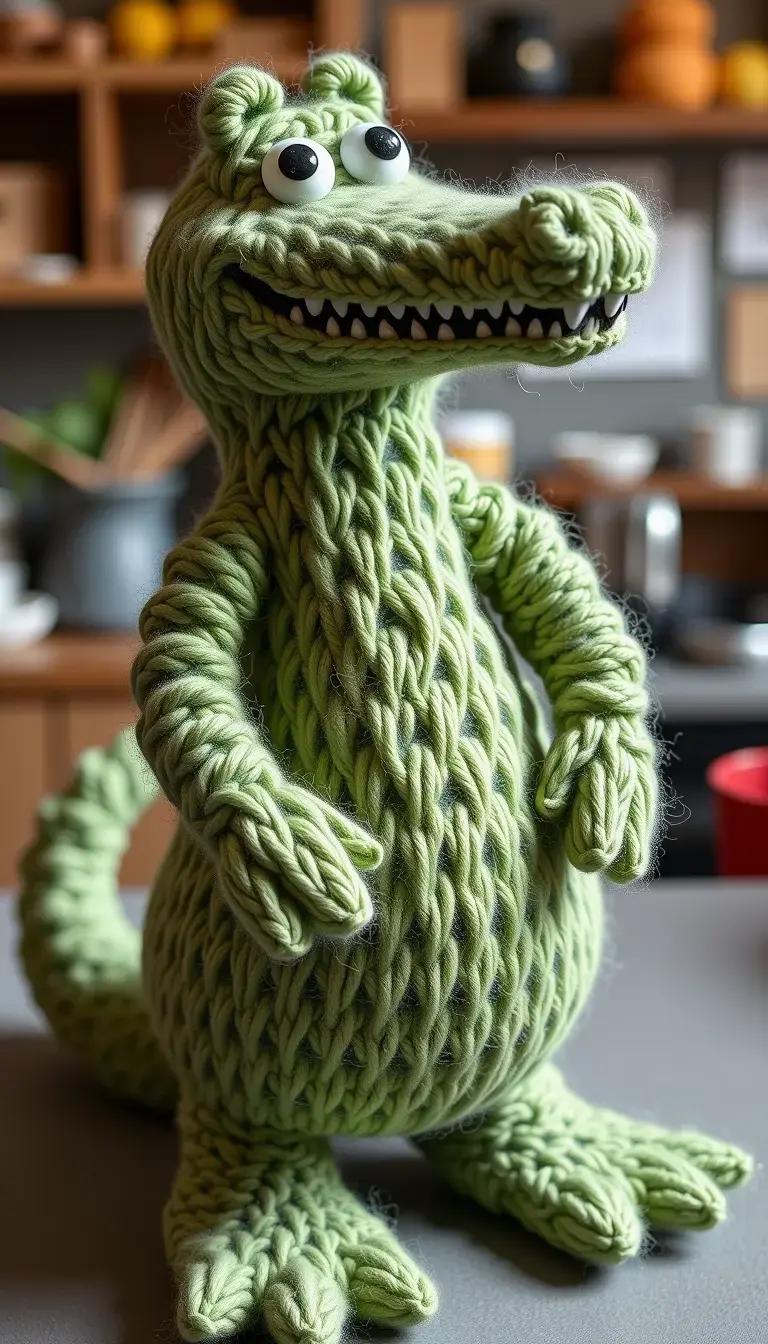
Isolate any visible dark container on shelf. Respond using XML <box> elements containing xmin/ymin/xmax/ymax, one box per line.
<box><xmin>468</xmin><ymin>12</ymin><xmax>568</xmax><ymax>98</ymax></box>
<box><xmin>39</xmin><ymin>474</ymin><xmax>182</xmax><ymax>630</ymax></box>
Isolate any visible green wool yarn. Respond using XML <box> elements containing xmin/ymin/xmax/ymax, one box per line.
<box><xmin>18</xmin><ymin>53</ymin><xmax>752</xmax><ymax>1344</ymax></box>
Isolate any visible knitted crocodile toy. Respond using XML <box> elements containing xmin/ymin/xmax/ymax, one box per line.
<box><xmin>19</xmin><ymin>54</ymin><xmax>751</xmax><ymax>1344</ymax></box>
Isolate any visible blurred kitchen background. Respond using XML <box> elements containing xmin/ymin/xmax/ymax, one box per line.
<box><xmin>0</xmin><ymin>0</ymin><xmax>766</xmax><ymax>886</ymax></box>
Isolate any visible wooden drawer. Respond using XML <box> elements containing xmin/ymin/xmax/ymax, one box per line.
<box><xmin>52</xmin><ymin>697</ymin><xmax>177</xmax><ymax>888</ymax></box>
<box><xmin>0</xmin><ymin>701</ymin><xmax>47</xmax><ymax>886</ymax></box>
<box><xmin>0</xmin><ymin>635</ymin><xmax>177</xmax><ymax>889</ymax></box>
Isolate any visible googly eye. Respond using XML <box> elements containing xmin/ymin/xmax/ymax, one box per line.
<box><xmin>261</xmin><ymin>137</ymin><xmax>336</xmax><ymax>204</ymax></box>
<box><xmin>339</xmin><ymin>123</ymin><xmax>410</xmax><ymax>186</ymax></box>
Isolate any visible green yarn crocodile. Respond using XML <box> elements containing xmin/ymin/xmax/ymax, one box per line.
<box><xmin>19</xmin><ymin>53</ymin><xmax>752</xmax><ymax>1344</ymax></box>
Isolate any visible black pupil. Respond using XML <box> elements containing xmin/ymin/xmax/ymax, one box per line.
<box><xmin>364</xmin><ymin>126</ymin><xmax>402</xmax><ymax>161</ymax></box>
<box><xmin>278</xmin><ymin>143</ymin><xmax>319</xmax><ymax>181</ymax></box>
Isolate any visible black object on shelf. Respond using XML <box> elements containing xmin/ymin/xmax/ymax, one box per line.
<box><xmin>468</xmin><ymin>12</ymin><xmax>569</xmax><ymax>98</ymax></box>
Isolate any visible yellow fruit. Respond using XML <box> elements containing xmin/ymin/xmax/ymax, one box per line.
<box><xmin>110</xmin><ymin>0</ymin><xmax>175</xmax><ymax>60</ymax></box>
<box><xmin>720</xmin><ymin>42</ymin><xmax>768</xmax><ymax>108</ymax></box>
<box><xmin>176</xmin><ymin>0</ymin><xmax>235</xmax><ymax>50</ymax></box>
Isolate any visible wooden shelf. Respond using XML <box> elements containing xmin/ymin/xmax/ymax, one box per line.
<box><xmin>104</xmin><ymin>57</ymin><xmax>297</xmax><ymax>92</ymax></box>
<box><xmin>0</xmin><ymin>269</ymin><xmax>145</xmax><ymax>307</ymax></box>
<box><xmin>404</xmin><ymin>99</ymin><xmax>768</xmax><ymax>144</ymax></box>
<box><xmin>1</xmin><ymin>65</ymin><xmax>768</xmax><ymax>142</ymax></box>
<box><xmin>537</xmin><ymin>470</ymin><xmax>768</xmax><ymax>511</ymax></box>
<box><xmin>0</xmin><ymin>58</ymin><xmax>85</xmax><ymax>91</ymax></box>
<box><xmin>1</xmin><ymin>60</ymin><xmax>767</xmax><ymax>307</ymax></box>
<box><xmin>0</xmin><ymin>632</ymin><xmax>139</xmax><ymax>694</ymax></box>
<box><xmin>0</xmin><ymin>55</ymin><xmax>302</xmax><ymax>95</ymax></box>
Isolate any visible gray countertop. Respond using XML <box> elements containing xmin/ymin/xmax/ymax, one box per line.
<box><xmin>0</xmin><ymin>882</ymin><xmax>766</xmax><ymax>1344</ymax></box>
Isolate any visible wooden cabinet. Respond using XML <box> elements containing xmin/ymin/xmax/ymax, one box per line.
<box><xmin>0</xmin><ymin>633</ymin><xmax>175</xmax><ymax>888</ymax></box>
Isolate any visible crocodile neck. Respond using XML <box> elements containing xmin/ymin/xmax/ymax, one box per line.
<box><xmin>231</xmin><ymin>377</ymin><xmax>484</xmax><ymax>820</ymax></box>
<box><xmin>214</xmin><ymin>378</ymin><xmax>443</xmax><ymax>483</ymax></box>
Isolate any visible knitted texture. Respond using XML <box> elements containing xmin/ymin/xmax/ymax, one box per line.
<box><xmin>18</xmin><ymin>53</ymin><xmax>752</xmax><ymax>1344</ymax></box>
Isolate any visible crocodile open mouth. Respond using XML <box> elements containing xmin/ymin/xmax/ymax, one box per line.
<box><xmin>223</xmin><ymin>263</ymin><xmax>628</xmax><ymax>342</ymax></box>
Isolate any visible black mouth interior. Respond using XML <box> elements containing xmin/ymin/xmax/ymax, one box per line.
<box><xmin>222</xmin><ymin>262</ymin><xmax>628</xmax><ymax>341</ymax></box>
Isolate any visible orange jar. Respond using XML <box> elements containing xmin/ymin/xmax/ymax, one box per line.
<box><xmin>615</xmin><ymin>41</ymin><xmax>717</xmax><ymax>108</ymax></box>
<box><xmin>614</xmin><ymin>0</ymin><xmax>717</xmax><ymax>108</ymax></box>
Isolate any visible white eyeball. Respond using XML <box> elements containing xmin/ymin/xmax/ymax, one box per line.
<box><xmin>339</xmin><ymin>123</ymin><xmax>410</xmax><ymax>186</ymax></box>
<box><xmin>261</xmin><ymin>137</ymin><xmax>336</xmax><ymax>204</ymax></box>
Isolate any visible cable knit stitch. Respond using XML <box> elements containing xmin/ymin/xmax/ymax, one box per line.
<box><xmin>19</xmin><ymin>53</ymin><xmax>752</xmax><ymax>1344</ymax></box>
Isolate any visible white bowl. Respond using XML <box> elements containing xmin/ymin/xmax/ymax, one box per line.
<box><xmin>0</xmin><ymin>591</ymin><xmax>58</xmax><ymax>646</ymax></box>
<box><xmin>553</xmin><ymin>432</ymin><xmax>659</xmax><ymax>484</ymax></box>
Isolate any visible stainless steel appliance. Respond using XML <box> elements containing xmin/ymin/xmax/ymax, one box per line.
<box><xmin>580</xmin><ymin>493</ymin><xmax>682</xmax><ymax>646</ymax></box>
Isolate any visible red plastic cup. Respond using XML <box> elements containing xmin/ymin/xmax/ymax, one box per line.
<box><xmin>707</xmin><ymin>747</ymin><xmax>768</xmax><ymax>877</ymax></box>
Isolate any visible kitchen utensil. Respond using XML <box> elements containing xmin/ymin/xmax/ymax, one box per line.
<box><xmin>690</xmin><ymin>405</ymin><xmax>762</xmax><ymax>485</ymax></box>
<box><xmin>0</xmin><ymin>405</ymin><xmax>108</xmax><ymax>489</ymax></box>
<box><xmin>0</xmin><ymin>489</ymin><xmax>20</xmax><ymax>561</ymax></box>
<box><xmin>440</xmin><ymin>410</ymin><xmax>515</xmax><ymax>483</ymax></box>
<box><xmin>707</xmin><ymin>746</ymin><xmax>768</xmax><ymax>876</ymax></box>
<box><xmin>101</xmin><ymin>352</ymin><xmax>177</xmax><ymax>478</ymax></box>
<box><xmin>128</xmin><ymin>400</ymin><xmax>208</xmax><ymax>480</ymax></box>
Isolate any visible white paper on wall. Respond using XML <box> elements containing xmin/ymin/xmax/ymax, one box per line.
<box><xmin>525</xmin><ymin>212</ymin><xmax>711</xmax><ymax>382</ymax></box>
<box><xmin>720</xmin><ymin>154</ymin><xmax>768</xmax><ymax>274</ymax></box>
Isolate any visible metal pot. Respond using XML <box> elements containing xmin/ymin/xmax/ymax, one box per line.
<box><xmin>39</xmin><ymin>474</ymin><xmax>182</xmax><ymax>630</ymax></box>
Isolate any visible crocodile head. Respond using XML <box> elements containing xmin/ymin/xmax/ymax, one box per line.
<box><xmin>147</xmin><ymin>53</ymin><xmax>655</xmax><ymax>408</ymax></box>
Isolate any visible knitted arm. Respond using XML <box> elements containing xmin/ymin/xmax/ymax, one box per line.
<box><xmin>131</xmin><ymin>485</ymin><xmax>381</xmax><ymax>959</ymax></box>
<box><xmin>447</xmin><ymin>461</ymin><xmax>657</xmax><ymax>882</ymax></box>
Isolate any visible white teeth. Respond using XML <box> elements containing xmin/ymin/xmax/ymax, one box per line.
<box><xmin>562</xmin><ymin>301</ymin><xmax>590</xmax><ymax>331</ymax></box>
<box><xmin>436</xmin><ymin>302</ymin><xmax>454</xmax><ymax>320</ymax></box>
<box><xmin>411</xmin><ymin>319</ymin><xmax>427</xmax><ymax>340</ymax></box>
<box><xmin>509</xmin><ymin>299</ymin><xmax>525</xmax><ymax>315</ymax></box>
<box><xmin>290</xmin><ymin>305</ymin><xmax>304</xmax><ymax>324</ymax></box>
<box><xmin>350</xmin><ymin>318</ymin><xmax>367</xmax><ymax>339</ymax></box>
<box><xmin>417</xmin><ymin>303</ymin><xmax>431</xmax><ymax>319</ymax></box>
<box><xmin>389</xmin><ymin>302</ymin><xmax>405</xmax><ymax>319</ymax></box>
<box><xmin>582</xmin><ymin>317</ymin><xmax>598</xmax><ymax>337</ymax></box>
<box><xmin>437</xmin><ymin>323</ymin><xmax>455</xmax><ymax>341</ymax></box>
<box><xmin>461</xmin><ymin>304</ymin><xmax>475</xmax><ymax>319</ymax></box>
<box><xmin>379</xmin><ymin>319</ymin><xmax>397</xmax><ymax>339</ymax></box>
<box><xmin>332</xmin><ymin>298</ymin><xmax>348</xmax><ymax>317</ymax></box>
<box><xmin>476</xmin><ymin>320</ymin><xmax>492</xmax><ymax>338</ymax></box>
<box><xmin>362</xmin><ymin>301</ymin><xmax>378</xmax><ymax>317</ymax></box>
<box><xmin>549</xmin><ymin>320</ymin><xmax>562</xmax><ymax>337</ymax></box>
<box><xmin>487</xmin><ymin>301</ymin><xmax>504</xmax><ymax>319</ymax></box>
<box><xmin>527</xmin><ymin>317</ymin><xmax>543</xmax><ymax>338</ymax></box>
<box><xmin>603</xmin><ymin>291</ymin><xmax>624</xmax><ymax>318</ymax></box>
<box><xmin>306</xmin><ymin>297</ymin><xmax>323</xmax><ymax>317</ymax></box>
<box><xmin>505</xmin><ymin>317</ymin><xmax>521</xmax><ymax>336</ymax></box>
<box><xmin>326</xmin><ymin>316</ymin><xmax>341</xmax><ymax>337</ymax></box>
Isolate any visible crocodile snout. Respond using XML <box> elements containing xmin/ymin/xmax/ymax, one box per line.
<box><xmin>426</xmin><ymin>181</ymin><xmax>655</xmax><ymax>311</ymax></box>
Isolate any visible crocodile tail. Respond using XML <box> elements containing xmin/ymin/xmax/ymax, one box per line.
<box><xmin>17</xmin><ymin>727</ymin><xmax>178</xmax><ymax>1113</ymax></box>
